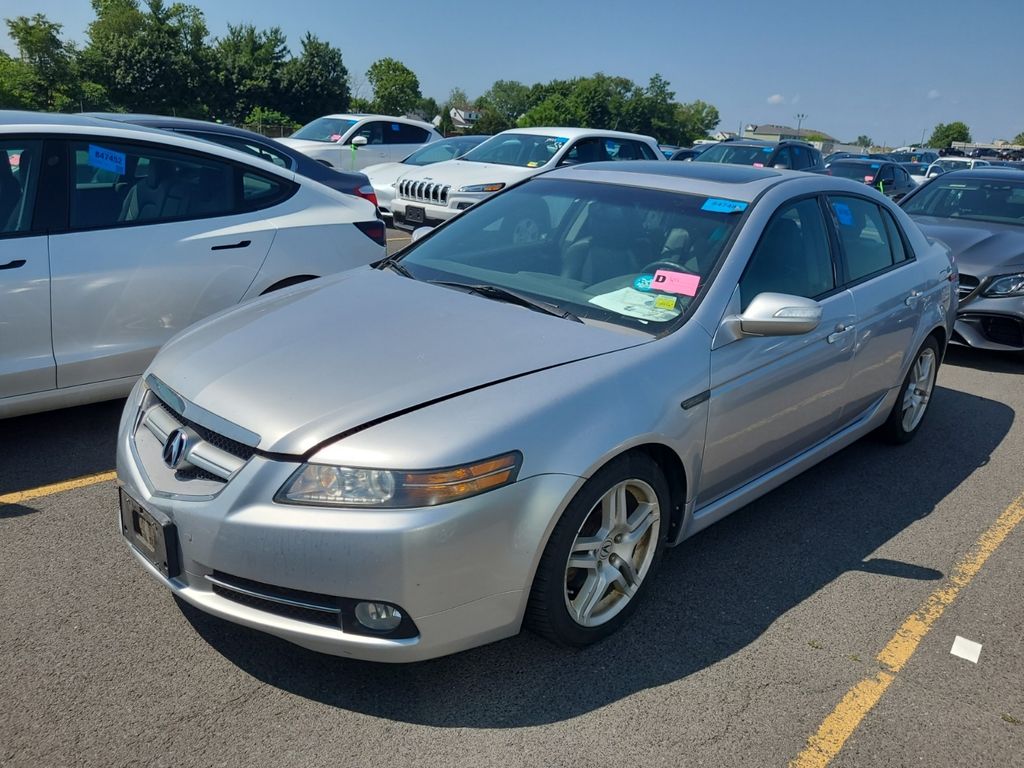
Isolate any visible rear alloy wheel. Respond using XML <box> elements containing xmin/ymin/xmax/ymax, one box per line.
<box><xmin>526</xmin><ymin>454</ymin><xmax>669</xmax><ymax>646</ymax></box>
<box><xmin>881</xmin><ymin>336</ymin><xmax>940</xmax><ymax>443</ymax></box>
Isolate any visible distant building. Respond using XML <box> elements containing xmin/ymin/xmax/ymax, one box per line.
<box><xmin>712</xmin><ymin>130</ymin><xmax>737</xmax><ymax>141</ymax></box>
<box><xmin>450</xmin><ymin>108</ymin><xmax>481</xmax><ymax>130</ymax></box>
<box><xmin>742</xmin><ymin>123</ymin><xmax>837</xmax><ymax>142</ymax></box>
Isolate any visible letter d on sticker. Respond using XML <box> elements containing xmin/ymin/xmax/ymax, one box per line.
<box><xmin>654</xmin><ymin>274</ymin><xmax>666</xmax><ymax>283</ymax></box>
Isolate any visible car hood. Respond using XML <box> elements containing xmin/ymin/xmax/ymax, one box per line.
<box><xmin>277</xmin><ymin>137</ymin><xmax>335</xmax><ymax>151</ymax></box>
<box><xmin>912</xmin><ymin>216</ymin><xmax>1024</xmax><ymax>275</ymax></box>
<box><xmin>362</xmin><ymin>161</ymin><xmax>406</xmax><ymax>185</ymax></box>
<box><xmin>149</xmin><ymin>267</ymin><xmax>648</xmax><ymax>455</ymax></box>
<box><xmin>396</xmin><ymin>159</ymin><xmax>539</xmax><ymax>187</ymax></box>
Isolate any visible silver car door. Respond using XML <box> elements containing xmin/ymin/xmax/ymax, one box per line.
<box><xmin>699</xmin><ymin>196</ymin><xmax>857</xmax><ymax>506</ymax></box>
<box><xmin>0</xmin><ymin>139</ymin><xmax>53</xmax><ymax>399</ymax></box>
<box><xmin>48</xmin><ymin>138</ymin><xmax>279</xmax><ymax>389</ymax></box>
<box><xmin>827</xmin><ymin>195</ymin><xmax>926</xmax><ymax>421</ymax></box>
<box><xmin>383</xmin><ymin>121</ymin><xmax>433</xmax><ymax>163</ymax></box>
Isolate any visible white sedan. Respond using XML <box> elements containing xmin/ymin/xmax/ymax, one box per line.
<box><xmin>0</xmin><ymin>111</ymin><xmax>385</xmax><ymax>418</ymax></box>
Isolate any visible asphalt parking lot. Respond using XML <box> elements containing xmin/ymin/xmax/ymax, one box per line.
<box><xmin>2</xmin><ymin>289</ymin><xmax>1023</xmax><ymax>765</ymax></box>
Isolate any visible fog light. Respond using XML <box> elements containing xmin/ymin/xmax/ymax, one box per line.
<box><xmin>354</xmin><ymin>601</ymin><xmax>403</xmax><ymax>632</ymax></box>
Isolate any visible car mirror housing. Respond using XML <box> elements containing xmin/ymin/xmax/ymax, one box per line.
<box><xmin>351</xmin><ymin>135</ymin><xmax>369</xmax><ymax>147</ymax></box>
<box><xmin>718</xmin><ymin>292</ymin><xmax>823</xmax><ymax>343</ymax></box>
<box><xmin>411</xmin><ymin>226</ymin><xmax>434</xmax><ymax>243</ymax></box>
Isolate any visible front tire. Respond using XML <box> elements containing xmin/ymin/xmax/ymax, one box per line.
<box><xmin>880</xmin><ymin>336</ymin><xmax>940</xmax><ymax>444</ymax></box>
<box><xmin>526</xmin><ymin>453</ymin><xmax>669</xmax><ymax>647</ymax></box>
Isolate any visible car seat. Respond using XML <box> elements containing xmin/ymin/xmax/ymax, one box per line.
<box><xmin>562</xmin><ymin>203</ymin><xmax>641</xmax><ymax>284</ymax></box>
<box><xmin>118</xmin><ymin>158</ymin><xmax>189</xmax><ymax>222</ymax></box>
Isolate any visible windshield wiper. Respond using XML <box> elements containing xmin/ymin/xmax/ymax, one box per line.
<box><xmin>430</xmin><ymin>280</ymin><xmax>583</xmax><ymax>323</ymax></box>
<box><xmin>374</xmin><ymin>254</ymin><xmax>415</xmax><ymax>278</ymax></box>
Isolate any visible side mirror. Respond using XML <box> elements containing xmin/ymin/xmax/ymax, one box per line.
<box><xmin>926</xmin><ymin>167</ymin><xmax>944</xmax><ymax>178</ymax></box>
<box><xmin>411</xmin><ymin>226</ymin><xmax>433</xmax><ymax>243</ymax></box>
<box><xmin>351</xmin><ymin>135</ymin><xmax>369</xmax><ymax>147</ymax></box>
<box><xmin>719</xmin><ymin>292</ymin><xmax>822</xmax><ymax>342</ymax></box>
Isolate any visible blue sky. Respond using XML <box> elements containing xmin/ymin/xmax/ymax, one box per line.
<box><xmin>3</xmin><ymin>0</ymin><xmax>1022</xmax><ymax>144</ymax></box>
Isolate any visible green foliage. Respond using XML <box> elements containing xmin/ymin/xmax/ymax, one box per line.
<box><xmin>280</xmin><ymin>33</ymin><xmax>349</xmax><ymax>124</ymax></box>
<box><xmin>476</xmin><ymin>80</ymin><xmax>534</xmax><ymax>128</ymax></box>
<box><xmin>1012</xmin><ymin>132</ymin><xmax>1024</xmax><ymax>145</ymax></box>
<box><xmin>670</xmin><ymin>100</ymin><xmax>720</xmax><ymax>146</ymax></box>
<box><xmin>803</xmin><ymin>132</ymin><xmax>829</xmax><ymax>143</ymax></box>
<box><xmin>209</xmin><ymin>23</ymin><xmax>288</xmax><ymax>123</ymax></box>
<box><xmin>366</xmin><ymin>57</ymin><xmax>421</xmax><ymax>116</ymax></box>
<box><xmin>929</xmin><ymin>121</ymin><xmax>972</xmax><ymax>148</ymax></box>
<box><xmin>243</xmin><ymin>106</ymin><xmax>296</xmax><ymax>129</ymax></box>
<box><xmin>855</xmin><ymin>135</ymin><xmax>873</xmax><ymax>147</ymax></box>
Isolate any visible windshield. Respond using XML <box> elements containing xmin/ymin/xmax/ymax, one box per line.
<box><xmin>902</xmin><ymin>177</ymin><xmax>1024</xmax><ymax>226</ymax></box>
<box><xmin>404</xmin><ymin>137</ymin><xmax>485</xmax><ymax>166</ymax></box>
<box><xmin>933</xmin><ymin>158</ymin><xmax>981</xmax><ymax>172</ymax></box>
<box><xmin>291</xmin><ymin>117</ymin><xmax>358</xmax><ymax>142</ymax></box>
<box><xmin>395</xmin><ymin>178</ymin><xmax>745</xmax><ymax>332</ymax></box>
<box><xmin>695</xmin><ymin>143</ymin><xmax>774</xmax><ymax>166</ymax></box>
<box><xmin>902</xmin><ymin>163</ymin><xmax>930</xmax><ymax>175</ymax></box>
<box><xmin>830</xmin><ymin>162</ymin><xmax>879</xmax><ymax>182</ymax></box>
<box><xmin>460</xmin><ymin>133</ymin><xmax>568</xmax><ymax>167</ymax></box>
<box><xmin>892</xmin><ymin>151</ymin><xmax>938</xmax><ymax>164</ymax></box>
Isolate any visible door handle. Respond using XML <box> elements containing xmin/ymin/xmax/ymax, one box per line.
<box><xmin>210</xmin><ymin>240</ymin><xmax>251</xmax><ymax>251</ymax></box>
<box><xmin>905</xmin><ymin>290</ymin><xmax>921</xmax><ymax>307</ymax></box>
<box><xmin>0</xmin><ymin>259</ymin><xmax>26</xmax><ymax>270</ymax></box>
<box><xmin>827</xmin><ymin>323</ymin><xmax>855</xmax><ymax>344</ymax></box>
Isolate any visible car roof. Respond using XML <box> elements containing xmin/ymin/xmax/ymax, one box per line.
<box><xmin>317</xmin><ymin>113</ymin><xmax>437</xmax><ymax>130</ymax></box>
<box><xmin>496</xmin><ymin>126</ymin><xmax>657</xmax><ymax>142</ymax></box>
<box><xmin>831</xmin><ymin>158</ymin><xmax>891</xmax><ymax>166</ymax></box>
<box><xmin>932</xmin><ymin>168</ymin><xmax>1024</xmax><ymax>181</ymax></box>
<box><xmin>84</xmin><ymin>112</ymin><xmax>257</xmax><ymax>136</ymax></box>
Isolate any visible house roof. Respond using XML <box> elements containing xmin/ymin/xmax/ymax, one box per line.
<box><xmin>746</xmin><ymin>123</ymin><xmax>837</xmax><ymax>141</ymax></box>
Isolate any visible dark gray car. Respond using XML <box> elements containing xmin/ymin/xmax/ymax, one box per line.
<box><xmin>828</xmin><ymin>158</ymin><xmax>917</xmax><ymax>201</ymax></box>
<box><xmin>86</xmin><ymin>113</ymin><xmax>378</xmax><ymax>206</ymax></box>
<box><xmin>900</xmin><ymin>168</ymin><xmax>1024</xmax><ymax>351</ymax></box>
<box><xmin>695</xmin><ymin>139</ymin><xmax>825</xmax><ymax>172</ymax></box>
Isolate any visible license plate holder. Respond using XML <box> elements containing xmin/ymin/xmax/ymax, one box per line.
<box><xmin>119</xmin><ymin>489</ymin><xmax>180</xmax><ymax>578</ymax></box>
<box><xmin>405</xmin><ymin>205</ymin><xmax>425</xmax><ymax>224</ymax></box>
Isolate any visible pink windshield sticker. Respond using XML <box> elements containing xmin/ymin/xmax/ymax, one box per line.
<box><xmin>329</xmin><ymin>133</ymin><xmax>342</xmax><ymax>141</ymax></box>
<box><xmin>653</xmin><ymin>270</ymin><xmax>700</xmax><ymax>296</ymax></box>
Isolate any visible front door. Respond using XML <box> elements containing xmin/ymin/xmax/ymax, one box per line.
<box><xmin>48</xmin><ymin>138</ymin><xmax>280</xmax><ymax>388</ymax></box>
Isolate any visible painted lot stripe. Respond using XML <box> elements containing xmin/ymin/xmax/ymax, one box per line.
<box><xmin>791</xmin><ymin>492</ymin><xmax>1024</xmax><ymax>768</ymax></box>
<box><xmin>0</xmin><ymin>470</ymin><xmax>117</xmax><ymax>506</ymax></box>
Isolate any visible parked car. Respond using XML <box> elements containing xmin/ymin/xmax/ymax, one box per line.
<box><xmin>825</xmin><ymin>151</ymin><xmax>869</xmax><ymax>165</ymax></box>
<box><xmin>695</xmin><ymin>139</ymin><xmax>825</xmax><ymax>172</ymax></box>
<box><xmin>117</xmin><ymin>161</ymin><xmax>954</xmax><ymax>662</ymax></box>
<box><xmin>902</xmin><ymin>162</ymin><xmax>932</xmax><ymax>185</ymax></box>
<box><xmin>900</xmin><ymin>168</ymin><xmax>1024</xmax><ymax>351</ymax></box>
<box><xmin>891</xmin><ymin>150</ymin><xmax>939</xmax><ymax>165</ymax></box>
<box><xmin>669</xmin><ymin>147</ymin><xmax>703</xmax><ymax>161</ymax></box>
<box><xmin>86</xmin><ymin>113</ymin><xmax>378</xmax><ymax>206</ymax></box>
<box><xmin>278</xmin><ymin>114</ymin><xmax>442</xmax><ymax>171</ymax></box>
<box><xmin>659</xmin><ymin>144</ymin><xmax>681</xmax><ymax>159</ymax></box>
<box><xmin>970</xmin><ymin>147</ymin><xmax>1000</xmax><ymax>159</ymax></box>
<box><xmin>362</xmin><ymin>135</ymin><xmax>488</xmax><ymax>223</ymax></box>
<box><xmin>0</xmin><ymin>111</ymin><xmax>385</xmax><ymax>419</ymax></box>
<box><xmin>389</xmin><ymin>127</ymin><xmax>664</xmax><ymax>231</ymax></box>
<box><xmin>924</xmin><ymin>157</ymin><xmax>991</xmax><ymax>179</ymax></box>
<box><xmin>827</xmin><ymin>158</ymin><xmax>917</xmax><ymax>200</ymax></box>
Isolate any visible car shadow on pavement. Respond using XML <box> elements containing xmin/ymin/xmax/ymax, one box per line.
<box><xmin>943</xmin><ymin>345</ymin><xmax>1024</xmax><ymax>374</ymax></box>
<box><xmin>181</xmin><ymin>385</ymin><xmax>1013</xmax><ymax>728</ymax></box>
<box><xmin>0</xmin><ymin>399</ymin><xmax>124</xmax><ymax>495</ymax></box>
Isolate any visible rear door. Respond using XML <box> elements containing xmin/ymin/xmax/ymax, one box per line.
<box><xmin>383</xmin><ymin>122</ymin><xmax>433</xmax><ymax>163</ymax></box>
<box><xmin>47</xmin><ymin>137</ymin><xmax>290</xmax><ymax>388</ymax></box>
<box><xmin>0</xmin><ymin>138</ymin><xmax>53</xmax><ymax>399</ymax></box>
<box><xmin>826</xmin><ymin>195</ymin><xmax>925</xmax><ymax>421</ymax></box>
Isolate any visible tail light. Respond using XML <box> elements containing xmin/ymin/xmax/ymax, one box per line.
<box><xmin>355</xmin><ymin>183</ymin><xmax>378</xmax><ymax>208</ymax></box>
<box><xmin>354</xmin><ymin>220</ymin><xmax>386</xmax><ymax>247</ymax></box>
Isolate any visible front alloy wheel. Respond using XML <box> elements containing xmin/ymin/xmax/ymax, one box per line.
<box><xmin>527</xmin><ymin>453</ymin><xmax>669</xmax><ymax>647</ymax></box>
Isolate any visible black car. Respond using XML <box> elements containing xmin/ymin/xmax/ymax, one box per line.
<box><xmin>970</xmin><ymin>147</ymin><xmax>1000</xmax><ymax>159</ymax></box>
<box><xmin>694</xmin><ymin>138</ymin><xmax>825</xmax><ymax>172</ymax></box>
<box><xmin>86</xmin><ymin>113</ymin><xmax>378</xmax><ymax>206</ymax></box>
<box><xmin>669</xmin><ymin>147</ymin><xmax>703</xmax><ymax>161</ymax></box>
<box><xmin>827</xmin><ymin>158</ymin><xmax>916</xmax><ymax>201</ymax></box>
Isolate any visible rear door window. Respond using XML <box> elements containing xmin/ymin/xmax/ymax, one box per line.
<box><xmin>0</xmin><ymin>139</ymin><xmax>43</xmax><ymax>235</ymax></box>
<box><xmin>388</xmin><ymin>123</ymin><xmax>430</xmax><ymax>144</ymax></box>
<box><xmin>828</xmin><ymin>196</ymin><xmax>902</xmax><ymax>282</ymax></box>
<box><xmin>771</xmin><ymin>147</ymin><xmax>794</xmax><ymax>169</ymax></box>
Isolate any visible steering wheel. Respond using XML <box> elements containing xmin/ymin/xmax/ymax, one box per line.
<box><xmin>641</xmin><ymin>260</ymin><xmax>693</xmax><ymax>275</ymax></box>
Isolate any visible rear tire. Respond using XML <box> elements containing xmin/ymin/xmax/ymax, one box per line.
<box><xmin>880</xmin><ymin>336</ymin><xmax>940</xmax><ymax>444</ymax></box>
<box><xmin>526</xmin><ymin>453</ymin><xmax>669</xmax><ymax>647</ymax></box>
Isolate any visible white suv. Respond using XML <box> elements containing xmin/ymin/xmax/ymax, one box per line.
<box><xmin>279</xmin><ymin>114</ymin><xmax>442</xmax><ymax>172</ymax></box>
<box><xmin>390</xmin><ymin>127</ymin><xmax>664</xmax><ymax>231</ymax></box>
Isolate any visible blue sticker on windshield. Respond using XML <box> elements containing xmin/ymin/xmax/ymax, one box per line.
<box><xmin>762</xmin><ymin>147</ymin><xmax>773</xmax><ymax>153</ymax></box>
<box><xmin>634</xmin><ymin>274</ymin><xmax>654</xmax><ymax>291</ymax></box>
<box><xmin>391</xmin><ymin>123</ymin><xmax>400</xmax><ymax>131</ymax></box>
<box><xmin>88</xmin><ymin>144</ymin><xmax>125</xmax><ymax>175</ymax></box>
<box><xmin>833</xmin><ymin>202</ymin><xmax>854</xmax><ymax>226</ymax></box>
<box><xmin>701</xmin><ymin>198</ymin><xmax>748</xmax><ymax>214</ymax></box>
<box><xmin>871</xmin><ymin>163</ymin><xmax>880</xmax><ymax>169</ymax></box>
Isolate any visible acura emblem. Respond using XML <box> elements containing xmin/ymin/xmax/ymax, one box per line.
<box><xmin>162</xmin><ymin>428</ymin><xmax>189</xmax><ymax>469</ymax></box>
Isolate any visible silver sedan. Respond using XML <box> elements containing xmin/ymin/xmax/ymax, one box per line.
<box><xmin>117</xmin><ymin>161</ymin><xmax>956</xmax><ymax>662</ymax></box>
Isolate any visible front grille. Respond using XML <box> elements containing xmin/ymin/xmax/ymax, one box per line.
<box><xmin>980</xmin><ymin>315</ymin><xmax>1024</xmax><ymax>347</ymax></box>
<box><xmin>208</xmin><ymin>571</ymin><xmax>342</xmax><ymax>628</ymax></box>
<box><xmin>399</xmin><ymin>179</ymin><xmax>450</xmax><ymax>204</ymax></box>
<box><xmin>156</xmin><ymin>401</ymin><xmax>255</xmax><ymax>462</ymax></box>
<box><xmin>958</xmin><ymin>273</ymin><xmax>980</xmax><ymax>302</ymax></box>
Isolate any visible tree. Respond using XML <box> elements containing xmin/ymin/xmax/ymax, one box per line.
<box><xmin>670</xmin><ymin>100</ymin><xmax>720</xmax><ymax>146</ymax></box>
<box><xmin>209</xmin><ymin>23</ymin><xmax>288</xmax><ymax>123</ymax></box>
<box><xmin>1012</xmin><ymin>132</ymin><xmax>1024</xmax><ymax>146</ymax></box>
<box><xmin>366</xmin><ymin>57</ymin><xmax>420</xmax><ymax>116</ymax></box>
<box><xmin>280</xmin><ymin>32</ymin><xmax>349</xmax><ymax>124</ymax></box>
<box><xmin>476</xmin><ymin>79</ymin><xmax>533</xmax><ymax>132</ymax></box>
<box><xmin>81</xmin><ymin>0</ymin><xmax>210</xmax><ymax>115</ymax></box>
<box><xmin>855</xmin><ymin>135</ymin><xmax>873</xmax><ymax>147</ymax></box>
<box><xmin>928</xmin><ymin>121</ymin><xmax>971</xmax><ymax>148</ymax></box>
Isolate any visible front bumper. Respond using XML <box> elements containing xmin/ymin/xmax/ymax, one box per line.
<box><xmin>390</xmin><ymin>191</ymin><xmax>488</xmax><ymax>231</ymax></box>
<box><xmin>115</xmin><ymin>388</ymin><xmax>581</xmax><ymax>662</ymax></box>
<box><xmin>953</xmin><ymin>294</ymin><xmax>1024</xmax><ymax>351</ymax></box>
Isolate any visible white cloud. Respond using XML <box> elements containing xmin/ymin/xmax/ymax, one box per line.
<box><xmin>927</xmin><ymin>89</ymin><xmax>941</xmax><ymax>100</ymax></box>
<box><xmin>767</xmin><ymin>94</ymin><xmax>785</xmax><ymax>105</ymax></box>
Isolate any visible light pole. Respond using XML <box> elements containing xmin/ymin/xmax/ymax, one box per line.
<box><xmin>795</xmin><ymin>113</ymin><xmax>807</xmax><ymax>136</ymax></box>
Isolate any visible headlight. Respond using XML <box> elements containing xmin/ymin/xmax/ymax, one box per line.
<box><xmin>459</xmin><ymin>183</ymin><xmax>505</xmax><ymax>193</ymax></box>
<box><xmin>982</xmin><ymin>273</ymin><xmax>1024</xmax><ymax>297</ymax></box>
<box><xmin>275</xmin><ymin>451</ymin><xmax>522</xmax><ymax>508</ymax></box>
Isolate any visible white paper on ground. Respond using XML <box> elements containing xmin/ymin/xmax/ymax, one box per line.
<box><xmin>950</xmin><ymin>635</ymin><xmax>982</xmax><ymax>663</ymax></box>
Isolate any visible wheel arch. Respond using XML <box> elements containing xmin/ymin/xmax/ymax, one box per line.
<box><xmin>260</xmin><ymin>275</ymin><xmax>319</xmax><ymax>295</ymax></box>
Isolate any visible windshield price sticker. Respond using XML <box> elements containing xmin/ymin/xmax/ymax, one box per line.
<box><xmin>701</xmin><ymin>198</ymin><xmax>748</xmax><ymax>214</ymax></box>
<box><xmin>833</xmin><ymin>202</ymin><xmax>854</xmax><ymax>226</ymax></box>
<box><xmin>653</xmin><ymin>270</ymin><xmax>701</xmax><ymax>297</ymax></box>
<box><xmin>589</xmin><ymin>287</ymin><xmax>681</xmax><ymax>322</ymax></box>
<box><xmin>88</xmin><ymin>144</ymin><xmax>126</xmax><ymax>175</ymax></box>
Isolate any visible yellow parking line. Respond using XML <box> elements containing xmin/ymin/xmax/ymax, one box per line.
<box><xmin>0</xmin><ymin>470</ymin><xmax>117</xmax><ymax>506</ymax></box>
<box><xmin>790</xmin><ymin>492</ymin><xmax>1024</xmax><ymax>768</ymax></box>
